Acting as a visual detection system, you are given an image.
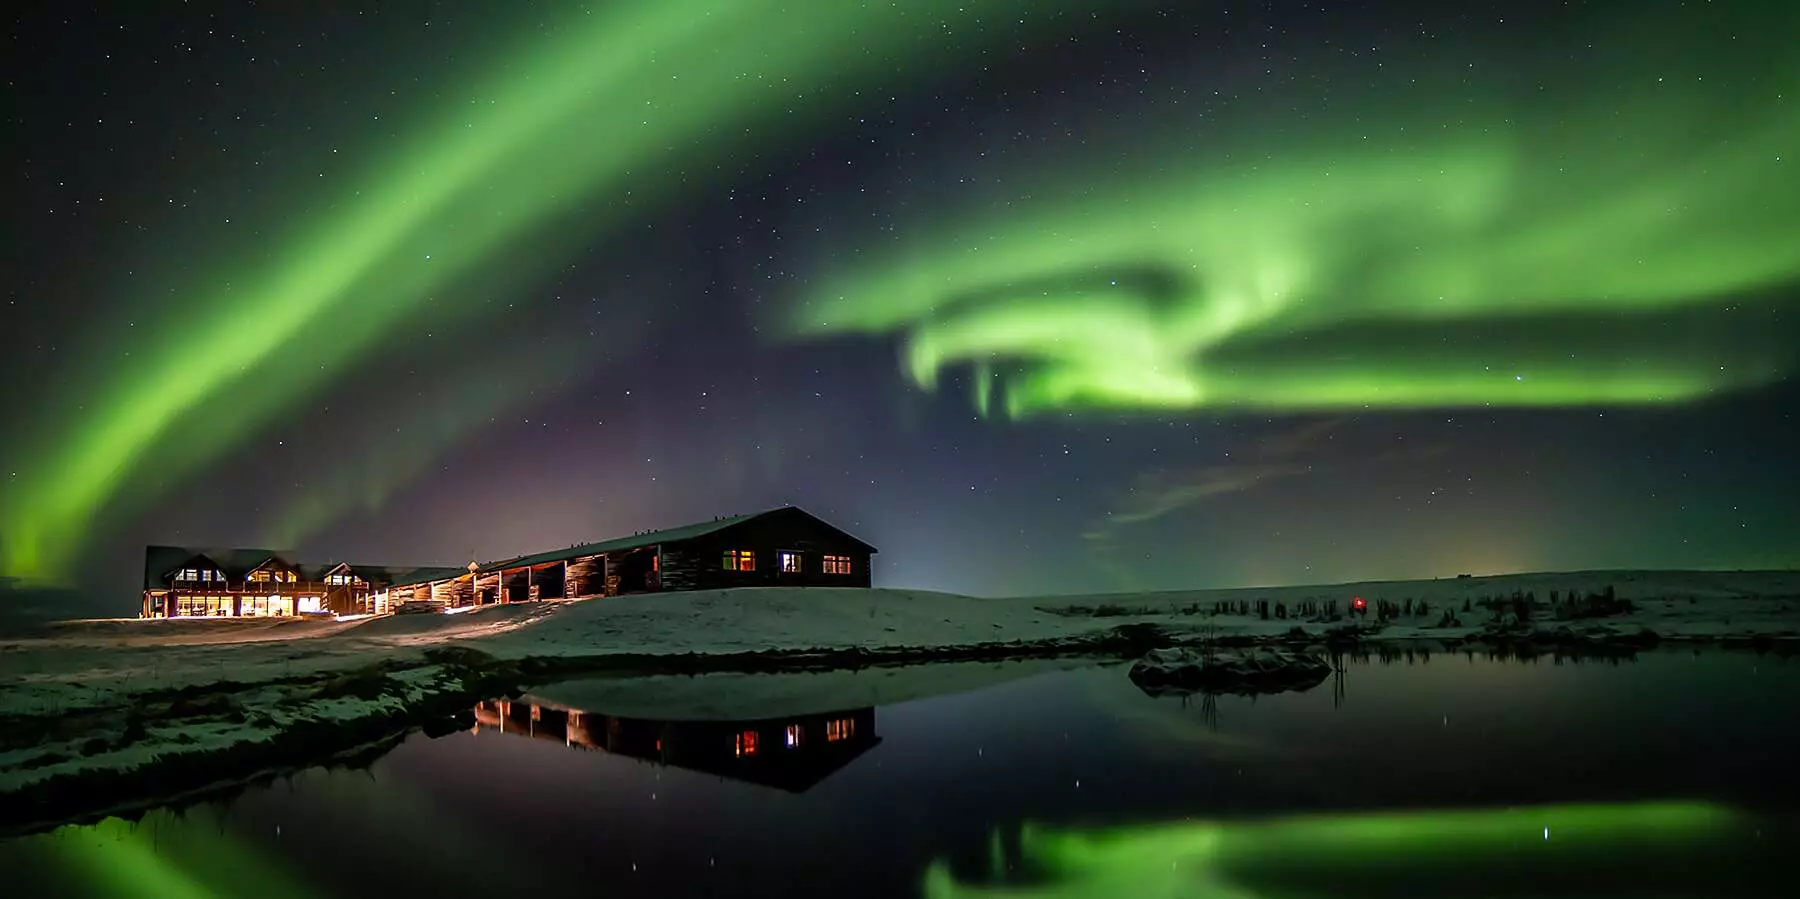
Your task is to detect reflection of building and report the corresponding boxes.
[141,506,876,618]
[471,699,881,792]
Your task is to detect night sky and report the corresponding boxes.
[3,0,1796,607]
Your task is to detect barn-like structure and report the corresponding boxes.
[379,505,875,611]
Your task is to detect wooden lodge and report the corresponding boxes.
[140,546,463,618]
[380,505,875,612]
[141,506,875,618]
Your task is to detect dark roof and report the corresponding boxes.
[314,562,464,588]
[142,545,299,589]
[382,566,470,588]
[142,548,460,590]
[477,506,875,574]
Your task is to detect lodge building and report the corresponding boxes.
[141,506,875,618]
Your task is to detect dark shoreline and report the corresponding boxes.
[1,628,1794,840]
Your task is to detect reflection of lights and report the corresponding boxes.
[923,802,1744,899]
[442,605,478,615]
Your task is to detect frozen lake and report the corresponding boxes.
[3,649,1795,898]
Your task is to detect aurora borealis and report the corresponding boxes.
[3,0,1798,601]
[791,13,1800,416]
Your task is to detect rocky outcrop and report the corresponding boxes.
[1127,647,1332,696]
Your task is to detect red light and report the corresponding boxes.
[1352,597,1366,610]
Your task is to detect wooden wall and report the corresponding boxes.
[565,555,603,598]
[664,509,873,591]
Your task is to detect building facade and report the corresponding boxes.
[379,505,875,612]
[142,506,876,618]
[140,546,465,619]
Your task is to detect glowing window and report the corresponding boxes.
[250,570,270,582]
[823,555,852,575]
[826,718,855,742]
[779,552,801,573]
[735,730,759,756]
[721,550,756,572]
[785,724,803,748]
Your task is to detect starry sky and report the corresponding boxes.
[3,0,1797,607]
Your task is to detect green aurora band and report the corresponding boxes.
[0,0,1141,582]
[792,12,1800,418]
[924,801,1750,899]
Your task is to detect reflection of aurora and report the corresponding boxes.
[923,802,1750,899]
[41,816,316,899]
[794,11,1800,418]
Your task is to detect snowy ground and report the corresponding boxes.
[1,569,1795,826]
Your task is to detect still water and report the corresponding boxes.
[2,650,1796,898]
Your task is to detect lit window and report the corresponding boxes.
[826,718,855,742]
[785,724,803,748]
[250,570,270,582]
[179,568,197,582]
[736,730,759,757]
[779,551,802,573]
[823,555,852,575]
[722,550,756,572]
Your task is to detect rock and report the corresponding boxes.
[1127,647,1332,697]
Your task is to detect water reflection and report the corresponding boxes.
[470,698,881,793]
[0,654,1791,899]
[925,802,1773,899]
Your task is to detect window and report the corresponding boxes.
[826,718,855,742]
[823,555,853,575]
[326,573,351,585]
[779,551,801,573]
[178,568,198,582]
[179,594,234,616]
[785,724,804,748]
[249,570,270,583]
[735,730,759,757]
[721,549,756,572]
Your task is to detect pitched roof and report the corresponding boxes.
[143,545,299,589]
[476,506,874,574]
[142,548,460,589]
[479,511,764,573]
[378,566,470,588]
